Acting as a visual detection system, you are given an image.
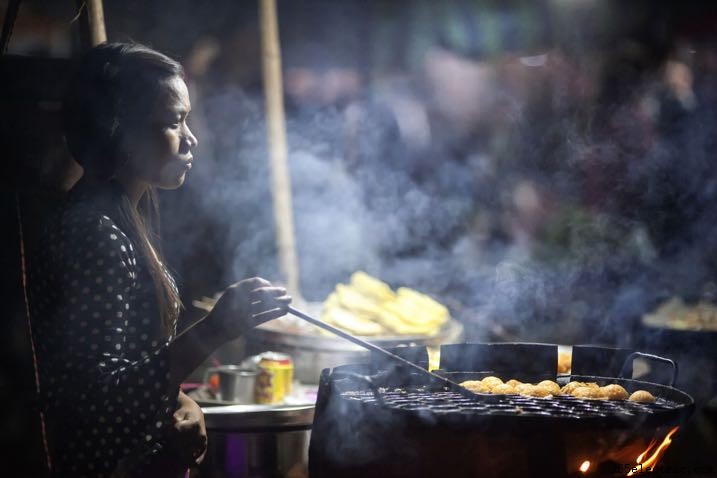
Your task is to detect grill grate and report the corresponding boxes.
[341,388,679,419]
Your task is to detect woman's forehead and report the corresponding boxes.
[156,76,190,112]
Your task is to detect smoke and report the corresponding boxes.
[155,1,717,352]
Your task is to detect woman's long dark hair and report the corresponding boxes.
[63,42,184,334]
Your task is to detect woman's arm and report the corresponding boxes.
[166,277,291,388]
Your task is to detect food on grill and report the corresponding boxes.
[557,351,571,374]
[629,390,656,403]
[514,383,535,395]
[521,384,555,397]
[491,383,517,395]
[571,386,606,399]
[601,384,629,400]
[461,380,492,394]
[642,296,717,331]
[481,376,504,389]
[561,381,587,395]
[461,377,650,402]
[537,380,561,395]
[320,271,450,336]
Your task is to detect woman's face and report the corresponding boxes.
[122,76,198,189]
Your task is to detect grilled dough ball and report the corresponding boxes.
[601,384,629,400]
[505,379,522,387]
[628,390,656,403]
[513,384,551,397]
[481,376,504,390]
[491,383,516,395]
[515,383,535,395]
[461,380,491,394]
[537,380,561,395]
[531,386,556,397]
[572,386,606,399]
[561,381,586,395]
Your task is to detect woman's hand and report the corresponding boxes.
[166,278,291,393]
[208,277,291,337]
[171,391,207,467]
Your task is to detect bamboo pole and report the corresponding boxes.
[86,0,107,45]
[259,0,300,297]
[75,0,107,48]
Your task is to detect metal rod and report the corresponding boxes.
[287,306,468,392]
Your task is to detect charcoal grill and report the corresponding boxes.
[309,343,694,478]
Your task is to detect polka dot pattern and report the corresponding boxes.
[27,194,180,477]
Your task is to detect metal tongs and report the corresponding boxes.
[288,306,478,398]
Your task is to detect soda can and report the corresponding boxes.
[254,352,294,404]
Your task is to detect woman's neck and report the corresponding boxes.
[114,172,149,209]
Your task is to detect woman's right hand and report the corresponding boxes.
[207,277,291,337]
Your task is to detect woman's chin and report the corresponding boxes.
[156,172,187,190]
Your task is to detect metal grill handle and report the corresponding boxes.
[619,351,678,387]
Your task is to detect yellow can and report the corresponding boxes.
[254,352,294,404]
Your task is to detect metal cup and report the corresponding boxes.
[204,365,257,403]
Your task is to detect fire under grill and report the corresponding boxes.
[309,343,695,478]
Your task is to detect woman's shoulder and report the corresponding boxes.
[43,197,137,262]
[50,200,125,239]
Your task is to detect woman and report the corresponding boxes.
[26,42,291,477]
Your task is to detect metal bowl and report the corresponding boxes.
[196,404,314,478]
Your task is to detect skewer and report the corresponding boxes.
[287,306,476,397]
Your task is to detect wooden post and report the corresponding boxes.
[86,0,107,45]
[260,0,300,297]
[75,0,107,49]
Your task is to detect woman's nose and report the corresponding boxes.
[185,124,199,149]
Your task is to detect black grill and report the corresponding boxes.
[309,343,696,478]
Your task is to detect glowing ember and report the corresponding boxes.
[626,427,679,476]
[579,460,590,473]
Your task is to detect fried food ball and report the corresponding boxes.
[571,386,605,399]
[461,380,491,394]
[481,376,504,389]
[628,390,656,403]
[530,386,555,398]
[515,383,535,395]
[515,383,554,397]
[584,382,600,390]
[490,383,516,395]
[560,381,586,395]
[505,379,522,387]
[601,384,629,400]
[537,380,561,395]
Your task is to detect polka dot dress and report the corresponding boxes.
[27,188,181,477]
